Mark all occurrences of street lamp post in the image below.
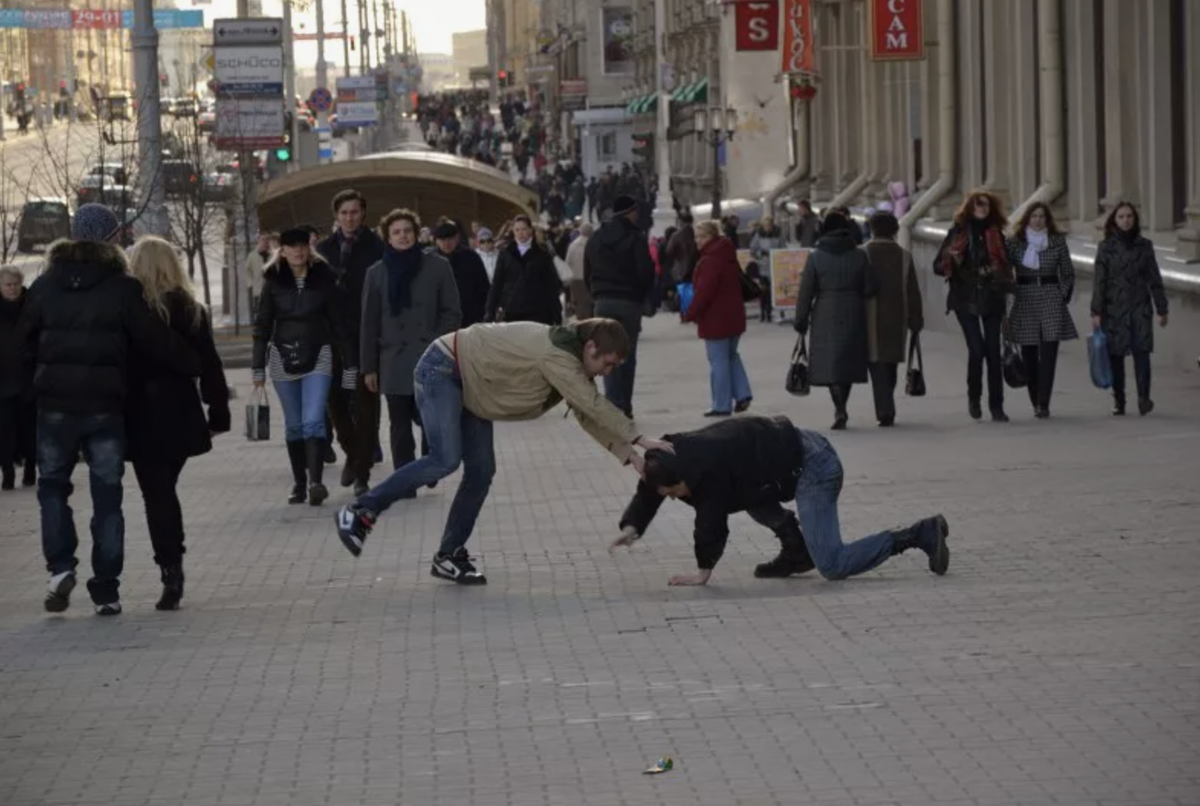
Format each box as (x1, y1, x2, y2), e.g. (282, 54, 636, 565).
(649, 0, 674, 237)
(693, 105, 736, 221)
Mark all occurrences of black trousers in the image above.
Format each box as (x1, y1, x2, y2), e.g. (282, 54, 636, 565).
(0, 396, 36, 474)
(955, 310, 1004, 409)
(1020, 342, 1061, 410)
(385, 393, 429, 471)
(1110, 350, 1151, 403)
(867, 362, 899, 421)
(327, 348, 381, 481)
(132, 456, 188, 568)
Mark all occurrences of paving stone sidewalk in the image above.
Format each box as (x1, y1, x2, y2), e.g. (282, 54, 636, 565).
(1, 315, 1198, 806)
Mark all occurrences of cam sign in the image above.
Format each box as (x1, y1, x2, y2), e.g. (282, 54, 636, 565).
(868, 0, 925, 61)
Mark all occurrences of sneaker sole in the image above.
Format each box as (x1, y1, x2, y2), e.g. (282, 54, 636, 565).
(430, 564, 488, 585)
(334, 510, 364, 557)
(930, 515, 950, 576)
(44, 575, 76, 613)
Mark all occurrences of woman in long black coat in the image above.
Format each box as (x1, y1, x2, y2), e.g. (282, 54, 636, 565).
(126, 237, 231, 611)
(0, 265, 36, 490)
(1090, 202, 1169, 416)
(485, 214, 562, 325)
(793, 212, 877, 430)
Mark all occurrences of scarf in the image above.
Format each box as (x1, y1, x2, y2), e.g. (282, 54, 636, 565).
(1022, 227, 1048, 270)
(516, 239, 532, 256)
(940, 222, 1013, 287)
(384, 243, 423, 316)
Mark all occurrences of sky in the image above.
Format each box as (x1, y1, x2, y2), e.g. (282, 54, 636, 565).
(200, 0, 485, 57)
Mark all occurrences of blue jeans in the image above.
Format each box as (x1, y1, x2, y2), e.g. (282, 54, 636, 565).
(273, 373, 332, 441)
(359, 347, 496, 556)
(593, 297, 643, 417)
(793, 429, 895, 580)
(37, 411, 126, 605)
(704, 336, 752, 413)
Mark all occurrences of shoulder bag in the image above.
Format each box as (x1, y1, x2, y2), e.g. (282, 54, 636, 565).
(785, 334, 811, 396)
(905, 332, 926, 397)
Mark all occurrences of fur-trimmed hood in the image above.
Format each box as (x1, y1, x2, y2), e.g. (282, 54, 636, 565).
(43, 238, 129, 292)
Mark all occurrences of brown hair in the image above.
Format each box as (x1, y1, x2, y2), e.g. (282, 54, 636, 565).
(1103, 201, 1141, 240)
(331, 189, 367, 215)
(953, 188, 1008, 230)
(1011, 202, 1063, 238)
(574, 318, 632, 359)
(378, 208, 421, 239)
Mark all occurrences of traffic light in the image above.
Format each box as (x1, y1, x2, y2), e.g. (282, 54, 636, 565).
(631, 133, 652, 160)
(274, 146, 291, 162)
(498, 69, 510, 88)
(15, 83, 25, 103)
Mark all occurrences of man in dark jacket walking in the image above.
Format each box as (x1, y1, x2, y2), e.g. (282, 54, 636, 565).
(316, 189, 386, 491)
(584, 194, 655, 417)
(433, 219, 490, 326)
(17, 204, 201, 615)
(611, 415, 949, 586)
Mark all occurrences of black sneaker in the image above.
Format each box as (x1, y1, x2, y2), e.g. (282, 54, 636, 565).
(94, 601, 122, 617)
(431, 548, 488, 585)
(44, 571, 76, 613)
(334, 504, 376, 557)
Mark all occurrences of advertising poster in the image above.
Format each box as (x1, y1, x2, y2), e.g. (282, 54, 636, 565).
(602, 7, 634, 75)
(769, 248, 811, 309)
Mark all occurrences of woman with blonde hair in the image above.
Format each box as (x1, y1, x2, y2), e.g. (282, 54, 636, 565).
(933, 189, 1015, 422)
(125, 236, 230, 610)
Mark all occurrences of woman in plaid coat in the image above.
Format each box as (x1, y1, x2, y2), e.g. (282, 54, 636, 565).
(1004, 203, 1078, 418)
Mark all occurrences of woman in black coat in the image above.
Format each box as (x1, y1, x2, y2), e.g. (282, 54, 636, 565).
(0, 265, 36, 490)
(793, 213, 877, 430)
(485, 214, 562, 325)
(1090, 202, 1169, 416)
(125, 237, 231, 610)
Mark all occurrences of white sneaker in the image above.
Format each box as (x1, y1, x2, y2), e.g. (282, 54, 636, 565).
(95, 601, 122, 617)
(44, 571, 76, 613)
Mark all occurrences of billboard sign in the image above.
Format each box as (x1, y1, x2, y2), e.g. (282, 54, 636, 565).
(735, 1, 780, 52)
(780, 0, 815, 75)
(215, 98, 286, 149)
(868, 0, 925, 61)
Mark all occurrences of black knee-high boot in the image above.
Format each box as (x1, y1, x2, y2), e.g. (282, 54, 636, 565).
(305, 438, 328, 505)
(286, 441, 307, 504)
(754, 513, 816, 578)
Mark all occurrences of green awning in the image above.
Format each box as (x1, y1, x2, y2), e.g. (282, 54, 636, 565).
(642, 94, 657, 114)
(671, 81, 693, 102)
(682, 77, 709, 104)
(626, 94, 643, 114)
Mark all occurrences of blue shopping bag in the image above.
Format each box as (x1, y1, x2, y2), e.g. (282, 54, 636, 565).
(1088, 328, 1112, 389)
(676, 281, 695, 317)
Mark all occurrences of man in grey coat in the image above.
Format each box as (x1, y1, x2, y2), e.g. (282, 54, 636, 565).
(361, 209, 461, 492)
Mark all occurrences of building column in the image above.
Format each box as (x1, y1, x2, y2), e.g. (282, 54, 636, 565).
(957, 0, 985, 194)
(981, 0, 1015, 198)
(1063, 0, 1100, 229)
(811, 1, 837, 197)
(1179, 0, 1200, 259)
(916, 1, 940, 194)
(1100, 0, 1138, 211)
(1140, 0, 1174, 233)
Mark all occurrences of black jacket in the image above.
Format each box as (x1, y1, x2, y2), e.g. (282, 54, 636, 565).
(18, 240, 201, 415)
(436, 245, 491, 327)
(0, 289, 30, 399)
(485, 241, 562, 325)
(252, 258, 355, 372)
(126, 292, 231, 462)
(584, 216, 655, 302)
(316, 226, 385, 328)
(620, 416, 805, 570)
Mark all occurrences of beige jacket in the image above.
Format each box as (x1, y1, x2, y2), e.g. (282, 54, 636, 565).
(244, 249, 270, 297)
(565, 235, 588, 281)
(437, 322, 639, 462)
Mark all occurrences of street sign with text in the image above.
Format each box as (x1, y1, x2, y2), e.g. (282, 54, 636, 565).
(213, 18, 284, 45)
(215, 98, 286, 150)
(214, 46, 285, 95)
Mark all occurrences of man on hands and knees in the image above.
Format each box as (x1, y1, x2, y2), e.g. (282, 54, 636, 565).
(611, 415, 949, 586)
(334, 318, 672, 585)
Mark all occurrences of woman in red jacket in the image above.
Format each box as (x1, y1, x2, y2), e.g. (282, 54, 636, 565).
(684, 220, 752, 416)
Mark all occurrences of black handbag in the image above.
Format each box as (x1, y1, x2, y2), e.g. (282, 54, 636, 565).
(905, 332, 926, 397)
(1002, 339, 1027, 389)
(785, 334, 811, 396)
(277, 340, 318, 375)
(739, 269, 761, 302)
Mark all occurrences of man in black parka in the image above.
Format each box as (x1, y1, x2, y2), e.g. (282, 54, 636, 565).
(611, 415, 950, 586)
(18, 204, 200, 615)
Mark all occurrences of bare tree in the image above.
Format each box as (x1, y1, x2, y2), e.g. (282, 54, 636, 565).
(163, 114, 229, 308)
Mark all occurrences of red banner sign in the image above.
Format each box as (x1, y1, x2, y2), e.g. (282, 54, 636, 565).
(868, 0, 925, 61)
(780, 0, 814, 74)
(71, 9, 122, 29)
(735, 1, 779, 52)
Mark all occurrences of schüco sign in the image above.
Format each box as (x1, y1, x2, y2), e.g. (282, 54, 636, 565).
(214, 46, 285, 86)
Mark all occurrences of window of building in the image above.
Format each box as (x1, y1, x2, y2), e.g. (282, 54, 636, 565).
(598, 132, 618, 161)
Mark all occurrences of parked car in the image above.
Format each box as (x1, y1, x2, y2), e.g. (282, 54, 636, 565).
(76, 175, 132, 209)
(86, 162, 129, 187)
(16, 197, 71, 252)
(162, 160, 198, 198)
(197, 110, 216, 133)
(202, 172, 237, 203)
(172, 98, 198, 119)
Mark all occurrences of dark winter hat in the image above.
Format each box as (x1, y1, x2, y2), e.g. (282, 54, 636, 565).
(72, 203, 120, 243)
(433, 221, 460, 239)
(610, 195, 638, 217)
(279, 227, 313, 247)
(821, 212, 852, 234)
